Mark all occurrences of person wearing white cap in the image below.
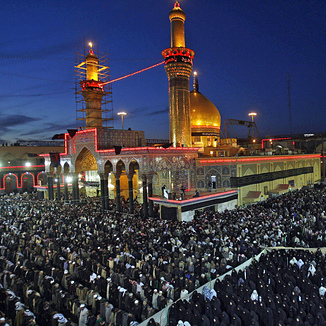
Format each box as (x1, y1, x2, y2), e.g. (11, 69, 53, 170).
(106, 277, 112, 300)
(157, 290, 166, 310)
(152, 289, 159, 310)
(61, 270, 69, 290)
(79, 303, 88, 326)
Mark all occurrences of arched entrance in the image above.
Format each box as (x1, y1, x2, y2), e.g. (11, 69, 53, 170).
(104, 160, 113, 199)
(37, 172, 47, 186)
(75, 147, 98, 198)
(4, 174, 18, 194)
(129, 160, 140, 202)
(63, 162, 71, 202)
(21, 173, 34, 192)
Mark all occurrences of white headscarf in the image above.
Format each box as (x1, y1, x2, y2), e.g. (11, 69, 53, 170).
(297, 259, 304, 269)
(308, 263, 316, 276)
(251, 290, 258, 301)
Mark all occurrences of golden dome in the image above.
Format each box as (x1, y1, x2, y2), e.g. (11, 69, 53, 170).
(169, 2, 186, 22)
(190, 89, 221, 130)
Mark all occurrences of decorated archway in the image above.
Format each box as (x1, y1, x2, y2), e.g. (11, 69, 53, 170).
(75, 147, 98, 197)
(37, 172, 47, 186)
(21, 173, 34, 192)
(4, 174, 18, 194)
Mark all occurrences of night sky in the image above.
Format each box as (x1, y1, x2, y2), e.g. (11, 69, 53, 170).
(0, 0, 325, 143)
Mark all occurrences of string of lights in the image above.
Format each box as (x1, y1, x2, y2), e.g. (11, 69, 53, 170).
(0, 61, 164, 86)
(102, 61, 165, 85)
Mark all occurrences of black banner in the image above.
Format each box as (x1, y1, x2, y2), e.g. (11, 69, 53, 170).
(192, 132, 219, 137)
(231, 167, 313, 188)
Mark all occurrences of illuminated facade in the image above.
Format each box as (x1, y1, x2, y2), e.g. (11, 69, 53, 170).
(197, 155, 321, 206)
(0, 141, 63, 195)
(42, 33, 200, 216)
(39, 2, 322, 217)
(162, 1, 195, 147)
(42, 128, 199, 216)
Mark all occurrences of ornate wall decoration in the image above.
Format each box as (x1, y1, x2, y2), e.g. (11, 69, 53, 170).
(156, 158, 173, 171)
(222, 179, 230, 188)
(197, 167, 204, 175)
(75, 147, 98, 172)
(222, 166, 230, 175)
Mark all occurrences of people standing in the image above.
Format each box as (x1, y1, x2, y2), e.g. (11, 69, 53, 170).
(78, 304, 88, 326)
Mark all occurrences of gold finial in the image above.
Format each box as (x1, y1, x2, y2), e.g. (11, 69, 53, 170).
(88, 42, 94, 55)
(193, 71, 197, 90)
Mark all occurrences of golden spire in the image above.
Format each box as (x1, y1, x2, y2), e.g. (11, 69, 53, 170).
(169, 1, 186, 47)
(193, 71, 197, 90)
(88, 42, 93, 54)
(85, 41, 98, 81)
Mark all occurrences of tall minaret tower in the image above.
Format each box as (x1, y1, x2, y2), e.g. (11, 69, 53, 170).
(162, 1, 195, 147)
(80, 43, 104, 129)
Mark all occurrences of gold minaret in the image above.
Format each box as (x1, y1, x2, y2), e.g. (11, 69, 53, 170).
(162, 1, 195, 147)
(80, 43, 104, 129)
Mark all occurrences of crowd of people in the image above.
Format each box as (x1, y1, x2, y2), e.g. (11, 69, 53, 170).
(0, 185, 325, 326)
(165, 248, 326, 326)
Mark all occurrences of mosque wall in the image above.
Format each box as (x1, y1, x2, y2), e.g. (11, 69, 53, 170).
(196, 155, 321, 207)
(217, 198, 238, 212)
(195, 164, 236, 191)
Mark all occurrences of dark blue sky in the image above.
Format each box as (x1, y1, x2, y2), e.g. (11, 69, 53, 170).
(0, 0, 325, 143)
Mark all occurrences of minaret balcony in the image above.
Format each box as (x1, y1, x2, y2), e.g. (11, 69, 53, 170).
(162, 47, 195, 65)
(80, 80, 104, 91)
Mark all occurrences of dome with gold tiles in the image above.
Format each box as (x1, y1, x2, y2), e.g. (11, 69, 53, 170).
(190, 84, 221, 132)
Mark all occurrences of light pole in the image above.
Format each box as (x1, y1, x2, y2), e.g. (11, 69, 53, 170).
(117, 112, 127, 130)
(248, 112, 257, 122)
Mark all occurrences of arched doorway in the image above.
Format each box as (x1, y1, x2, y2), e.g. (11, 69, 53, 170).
(115, 160, 126, 201)
(63, 162, 72, 202)
(126, 160, 139, 202)
(4, 174, 18, 194)
(63, 162, 70, 175)
(75, 147, 98, 197)
(104, 160, 113, 199)
(21, 173, 34, 192)
(37, 172, 47, 186)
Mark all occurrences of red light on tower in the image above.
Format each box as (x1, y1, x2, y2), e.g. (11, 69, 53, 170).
(162, 1, 195, 147)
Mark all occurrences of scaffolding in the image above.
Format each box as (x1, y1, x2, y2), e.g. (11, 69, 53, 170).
(75, 46, 113, 129)
(224, 119, 260, 140)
